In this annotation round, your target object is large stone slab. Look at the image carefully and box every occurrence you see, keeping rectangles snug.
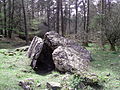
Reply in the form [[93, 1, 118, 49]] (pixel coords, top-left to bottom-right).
[[27, 31, 92, 73], [52, 46, 90, 73]]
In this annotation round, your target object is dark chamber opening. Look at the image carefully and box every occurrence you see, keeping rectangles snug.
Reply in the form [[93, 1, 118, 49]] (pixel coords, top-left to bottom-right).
[[34, 43, 55, 74]]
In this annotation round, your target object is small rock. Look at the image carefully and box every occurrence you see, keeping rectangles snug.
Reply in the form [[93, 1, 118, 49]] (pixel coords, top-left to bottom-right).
[[19, 80, 30, 90], [68, 87, 74, 90], [46, 82, 61, 90], [18, 78, 34, 90], [106, 73, 110, 76], [6, 51, 16, 56], [61, 74, 70, 81], [36, 83, 41, 87], [97, 64, 101, 67], [110, 63, 114, 66], [15, 46, 29, 52], [0, 35, 4, 38], [18, 80, 25, 86], [52, 74, 59, 78]]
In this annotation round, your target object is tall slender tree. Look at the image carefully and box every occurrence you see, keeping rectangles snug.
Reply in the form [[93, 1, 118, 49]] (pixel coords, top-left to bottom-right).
[[56, 0, 60, 33], [47, 0, 50, 28], [3, 0, 7, 37], [0, 1, 3, 34], [60, 0, 64, 36], [100, 0, 105, 49], [84, 0, 90, 46], [8, 0, 12, 38], [10, 0, 15, 36], [75, 0, 78, 34], [68, 0, 71, 33], [22, 0, 28, 44], [31, 0, 35, 19]]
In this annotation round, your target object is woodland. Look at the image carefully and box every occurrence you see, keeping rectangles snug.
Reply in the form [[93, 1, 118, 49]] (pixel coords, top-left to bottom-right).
[[0, 0, 120, 90]]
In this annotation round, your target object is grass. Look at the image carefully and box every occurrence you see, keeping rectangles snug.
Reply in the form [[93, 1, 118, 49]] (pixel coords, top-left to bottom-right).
[[0, 49, 63, 90], [0, 42, 62, 90], [0, 40, 120, 90], [87, 44, 120, 90]]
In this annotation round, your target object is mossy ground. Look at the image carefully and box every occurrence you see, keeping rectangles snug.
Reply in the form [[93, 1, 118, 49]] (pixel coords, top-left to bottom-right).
[[0, 40, 120, 90]]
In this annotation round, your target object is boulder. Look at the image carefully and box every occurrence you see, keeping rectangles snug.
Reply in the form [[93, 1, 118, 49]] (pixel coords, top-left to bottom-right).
[[27, 36, 44, 69], [27, 36, 55, 72], [45, 31, 91, 73], [46, 82, 61, 90], [52, 46, 90, 73], [27, 31, 92, 73]]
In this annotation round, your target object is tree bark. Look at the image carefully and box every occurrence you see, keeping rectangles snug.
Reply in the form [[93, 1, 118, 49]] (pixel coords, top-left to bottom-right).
[[10, 0, 15, 36], [84, 0, 89, 47], [3, 0, 7, 37], [82, 0, 86, 35], [60, 0, 64, 36], [110, 43, 116, 51], [56, 0, 60, 33], [31, 0, 35, 19], [68, 1, 71, 34], [8, 0, 12, 38], [0, 1, 3, 34], [108, 0, 111, 17], [100, 0, 105, 50], [75, 0, 78, 34], [22, 0, 29, 44], [47, 0, 50, 28]]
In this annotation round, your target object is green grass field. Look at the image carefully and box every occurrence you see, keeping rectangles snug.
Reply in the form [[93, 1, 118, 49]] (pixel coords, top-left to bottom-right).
[[0, 40, 120, 90]]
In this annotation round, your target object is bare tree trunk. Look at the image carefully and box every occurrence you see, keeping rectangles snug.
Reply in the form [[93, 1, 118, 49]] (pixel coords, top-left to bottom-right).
[[100, 0, 105, 50], [47, 0, 50, 28], [31, 0, 34, 19], [60, 0, 64, 36], [75, 0, 78, 34], [56, 0, 60, 33], [108, 0, 111, 17], [18, 2, 22, 37], [64, 4, 68, 35], [3, 0, 7, 37], [53, 8, 56, 31], [8, 0, 12, 38], [10, 0, 15, 36], [22, 0, 28, 44], [108, 39, 116, 51], [83, 0, 86, 34], [82, 0, 87, 45], [68, 1, 71, 34], [0, 1, 3, 34], [84, 0, 89, 47]]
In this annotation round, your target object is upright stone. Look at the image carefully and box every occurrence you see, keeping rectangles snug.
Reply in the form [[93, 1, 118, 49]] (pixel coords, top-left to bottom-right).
[[27, 36, 44, 69]]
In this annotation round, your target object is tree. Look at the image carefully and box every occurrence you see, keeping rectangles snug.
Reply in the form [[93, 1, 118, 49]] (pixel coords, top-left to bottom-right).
[[47, 0, 50, 28], [22, 0, 28, 44], [3, 0, 7, 37], [75, 0, 78, 34], [31, 0, 35, 19], [60, 0, 64, 36], [56, 0, 60, 33], [8, 0, 12, 38], [105, 1, 120, 51], [0, 1, 3, 34], [83, 0, 90, 46]]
